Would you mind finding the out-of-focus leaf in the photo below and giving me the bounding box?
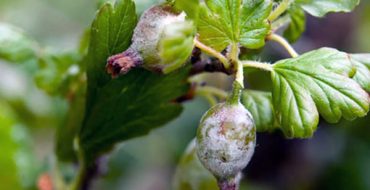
[78,29,91,56]
[79,0,189,163]
[271,48,369,138]
[173,139,218,190]
[197,0,272,51]
[56,85,86,162]
[159,20,195,74]
[34,51,82,96]
[0,23,38,63]
[296,0,360,17]
[283,5,305,43]
[351,54,370,92]
[0,103,40,189]
[241,90,278,132]
[175,0,200,21]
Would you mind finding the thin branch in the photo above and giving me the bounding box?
[241,60,273,71]
[193,38,231,69]
[195,86,228,106]
[203,94,218,106]
[190,48,233,75]
[228,44,244,89]
[196,86,228,99]
[267,33,299,58]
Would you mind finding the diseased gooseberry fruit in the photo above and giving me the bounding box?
[196,102,256,189]
[106,5,194,77]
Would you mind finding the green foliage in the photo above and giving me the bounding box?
[197,0,272,51]
[283,5,306,43]
[35,51,82,96]
[56,86,86,162]
[271,48,369,138]
[0,104,21,190]
[296,0,360,17]
[1,0,370,189]
[173,139,218,190]
[79,0,190,162]
[0,23,38,63]
[241,90,277,132]
[0,103,40,190]
[175,0,200,20]
[351,54,370,92]
[159,20,195,74]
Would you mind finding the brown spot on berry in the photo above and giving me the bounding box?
[106,48,143,78]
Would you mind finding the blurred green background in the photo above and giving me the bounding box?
[0,0,370,190]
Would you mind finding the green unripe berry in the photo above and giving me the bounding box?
[196,102,256,183]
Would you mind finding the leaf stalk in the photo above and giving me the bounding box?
[193,38,230,69]
[241,60,273,71]
[267,34,299,58]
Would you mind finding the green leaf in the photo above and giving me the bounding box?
[197,0,272,51]
[173,139,218,190]
[283,5,305,43]
[296,0,360,17]
[175,0,200,21]
[0,103,40,189]
[159,21,195,74]
[271,48,369,138]
[351,54,370,92]
[79,0,189,162]
[241,90,278,132]
[56,86,86,162]
[0,23,38,63]
[87,0,137,86]
[78,29,91,56]
[34,51,82,96]
[80,69,189,161]
[0,104,21,190]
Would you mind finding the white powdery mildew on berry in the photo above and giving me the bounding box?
[196,102,256,179]
[131,5,185,65]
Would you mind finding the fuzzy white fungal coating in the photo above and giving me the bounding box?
[131,5,186,68]
[196,102,256,179]
[106,5,191,76]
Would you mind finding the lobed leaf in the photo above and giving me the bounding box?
[241,90,278,132]
[351,54,370,92]
[197,0,272,51]
[79,0,190,162]
[283,5,306,43]
[296,0,360,17]
[271,48,369,138]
